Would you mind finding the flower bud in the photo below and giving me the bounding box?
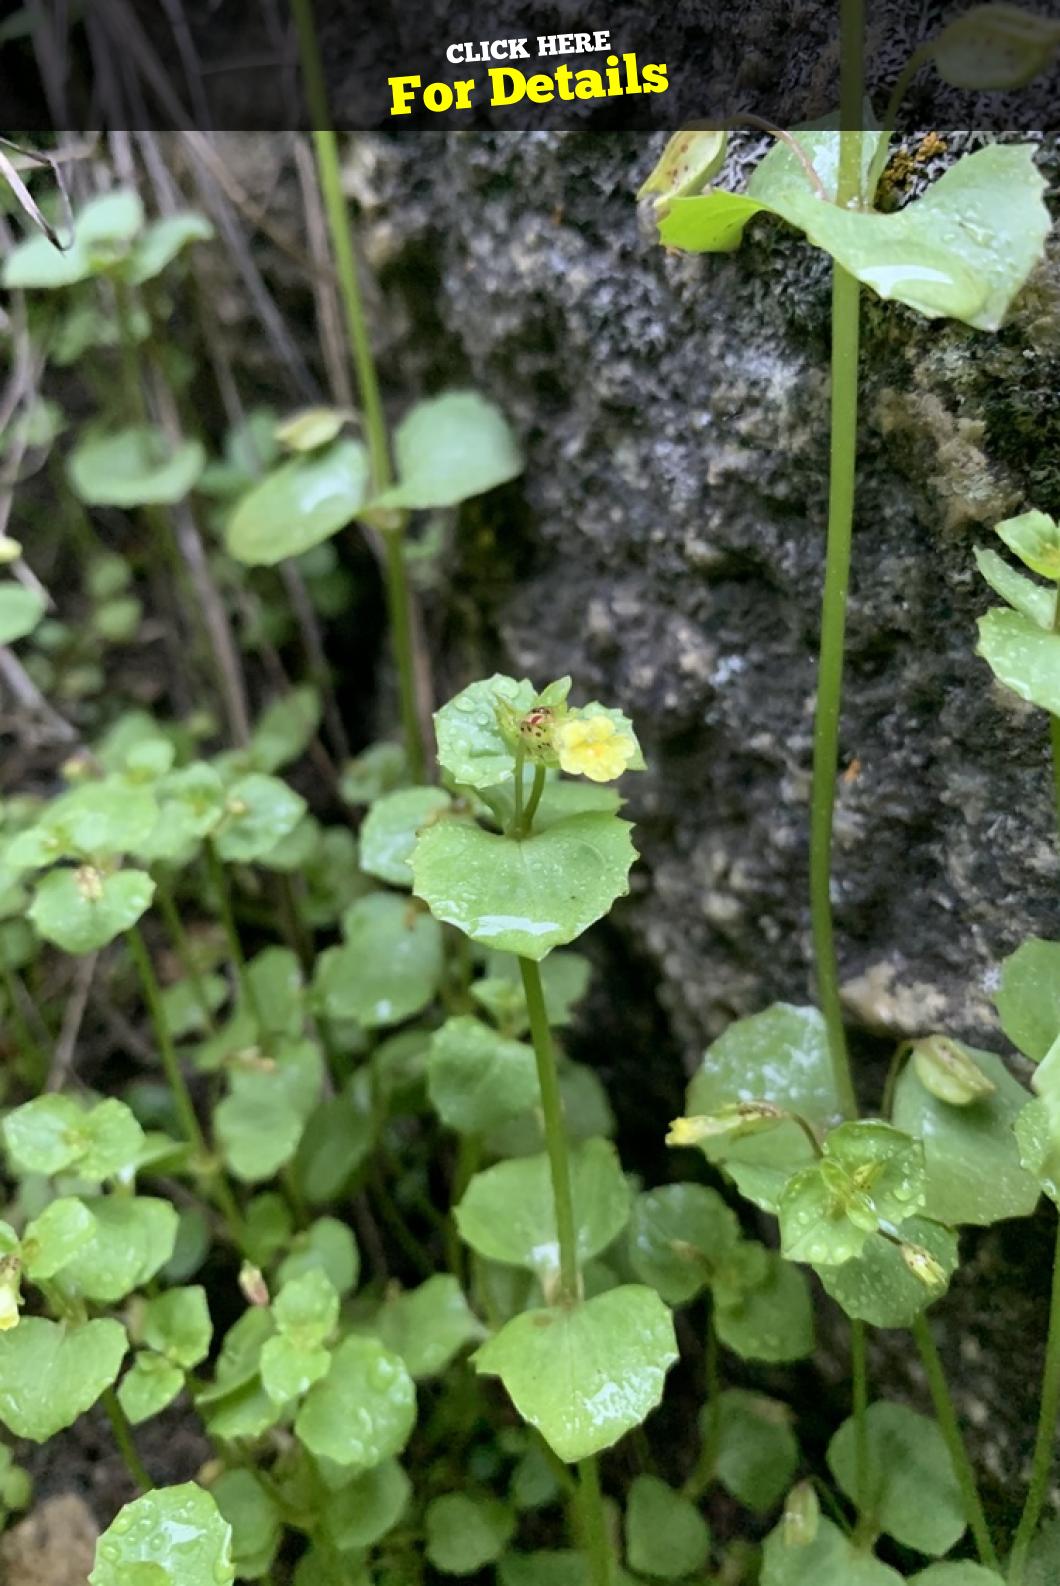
[637,128,729,208]
[782,1480,819,1547]
[912,1036,996,1107]
[0,535,23,566]
[239,1262,270,1307]
[74,865,104,904]
[0,1257,22,1333]
[666,1102,783,1146]
[900,1241,947,1289]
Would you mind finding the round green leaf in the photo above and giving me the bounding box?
[374,391,523,511]
[456,1138,631,1284]
[779,1166,869,1266]
[978,606,1060,715]
[412,811,636,961]
[28,866,155,953]
[761,1516,903,1585]
[89,1483,234,1586]
[68,426,204,507]
[293,1091,375,1206]
[930,6,1060,90]
[77,1098,146,1179]
[892,1047,1038,1225]
[249,686,322,773]
[315,893,444,1028]
[815,1216,958,1328]
[827,1402,966,1556]
[321,1459,410,1552]
[715,1251,815,1362]
[216,1040,324,1184]
[374,1274,483,1379]
[211,1468,282,1580]
[214,773,307,863]
[55,1195,178,1304]
[3,190,143,290]
[360,786,454,886]
[0,1316,126,1441]
[225,439,370,566]
[295,1334,415,1470]
[434,675,535,790]
[143,1286,212,1369]
[627,1182,741,1306]
[475,1284,678,1462]
[685,1003,840,1212]
[995,937,1060,1060]
[426,1492,516,1575]
[277,1217,360,1296]
[428,1015,539,1134]
[21,1197,98,1280]
[126,212,214,284]
[625,1473,711,1579]
[0,583,44,645]
[260,1334,330,1405]
[824,1120,927,1226]
[3,1093,87,1175]
[714,1389,799,1513]
[117,1350,184,1424]
[473,948,591,1035]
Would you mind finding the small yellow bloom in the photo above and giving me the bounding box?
[555,716,635,783]
[0,1261,21,1333]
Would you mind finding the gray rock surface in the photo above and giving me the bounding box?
[359,129,1060,1070]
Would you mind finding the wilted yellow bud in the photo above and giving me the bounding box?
[0,1257,21,1332]
[239,1262,270,1307]
[666,1102,782,1146]
[900,1241,947,1289]
[912,1036,996,1107]
[555,715,636,783]
[74,865,104,903]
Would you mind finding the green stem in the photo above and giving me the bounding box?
[520,764,547,836]
[518,956,579,1305]
[204,840,263,1031]
[154,874,217,1032]
[101,1385,154,1492]
[381,528,426,784]
[1010,1218,1060,1581]
[684,1313,722,1499]
[126,923,243,1239]
[808,133,862,1123]
[912,1315,999,1572]
[851,1320,870,1526]
[578,1454,614,1586]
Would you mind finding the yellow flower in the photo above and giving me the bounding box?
[0,1261,21,1332]
[555,716,635,783]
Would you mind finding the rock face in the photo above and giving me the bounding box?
[362,129,1060,1069]
[354,130,1060,1520]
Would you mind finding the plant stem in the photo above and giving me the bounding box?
[101,1385,154,1493]
[808,126,862,1121]
[154,873,217,1032]
[289,0,428,783]
[1,955,46,1081]
[684,1313,722,1499]
[912,1314,999,1572]
[204,840,263,1031]
[850,1320,870,1525]
[578,1454,614,1586]
[1010,1225,1060,1582]
[520,765,548,836]
[518,956,578,1305]
[126,923,243,1238]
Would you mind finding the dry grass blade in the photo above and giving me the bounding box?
[0,137,74,251]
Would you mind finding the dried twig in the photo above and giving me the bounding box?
[47,953,99,1091]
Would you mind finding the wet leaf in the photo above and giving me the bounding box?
[428,1015,539,1134]
[412,811,636,961]
[360,786,455,886]
[68,425,204,507]
[374,391,523,511]
[982,603,1060,714]
[89,1483,234,1586]
[0,1317,126,1441]
[475,1284,678,1462]
[975,546,1054,627]
[0,583,44,644]
[827,1401,966,1555]
[214,773,307,862]
[456,1138,631,1283]
[626,1182,741,1305]
[816,1216,958,1327]
[625,1473,711,1578]
[295,1334,416,1470]
[315,893,444,1028]
[995,509,1060,582]
[714,1389,798,1512]
[55,1195,178,1304]
[143,1286,212,1368]
[321,1459,410,1552]
[892,1047,1038,1224]
[29,867,155,953]
[1015,1098,1060,1205]
[277,1217,360,1296]
[426,1492,516,1575]
[21,1197,97,1280]
[211,1468,282,1580]
[225,439,370,565]
[3,1093,92,1175]
[434,675,535,790]
[685,1003,840,1212]
[374,1274,483,1379]
[216,1041,324,1183]
[715,1252,815,1362]
[117,1350,184,1424]
[662,142,1048,332]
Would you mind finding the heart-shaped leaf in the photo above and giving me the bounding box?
[295,1334,416,1470]
[428,1016,539,1135]
[714,1389,798,1512]
[434,675,534,790]
[715,1251,815,1362]
[360,786,455,887]
[320,1459,410,1552]
[828,1401,966,1555]
[816,1215,958,1327]
[412,811,636,961]
[0,1317,126,1440]
[625,1474,711,1579]
[315,893,444,1028]
[55,1195,178,1304]
[426,1492,516,1574]
[373,391,522,511]
[374,1274,483,1379]
[627,1182,741,1306]
[475,1284,678,1462]
[117,1350,184,1424]
[213,773,307,863]
[995,937,1060,1060]
[3,190,143,290]
[28,867,155,954]
[978,607,1060,714]
[225,439,370,565]
[68,425,204,507]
